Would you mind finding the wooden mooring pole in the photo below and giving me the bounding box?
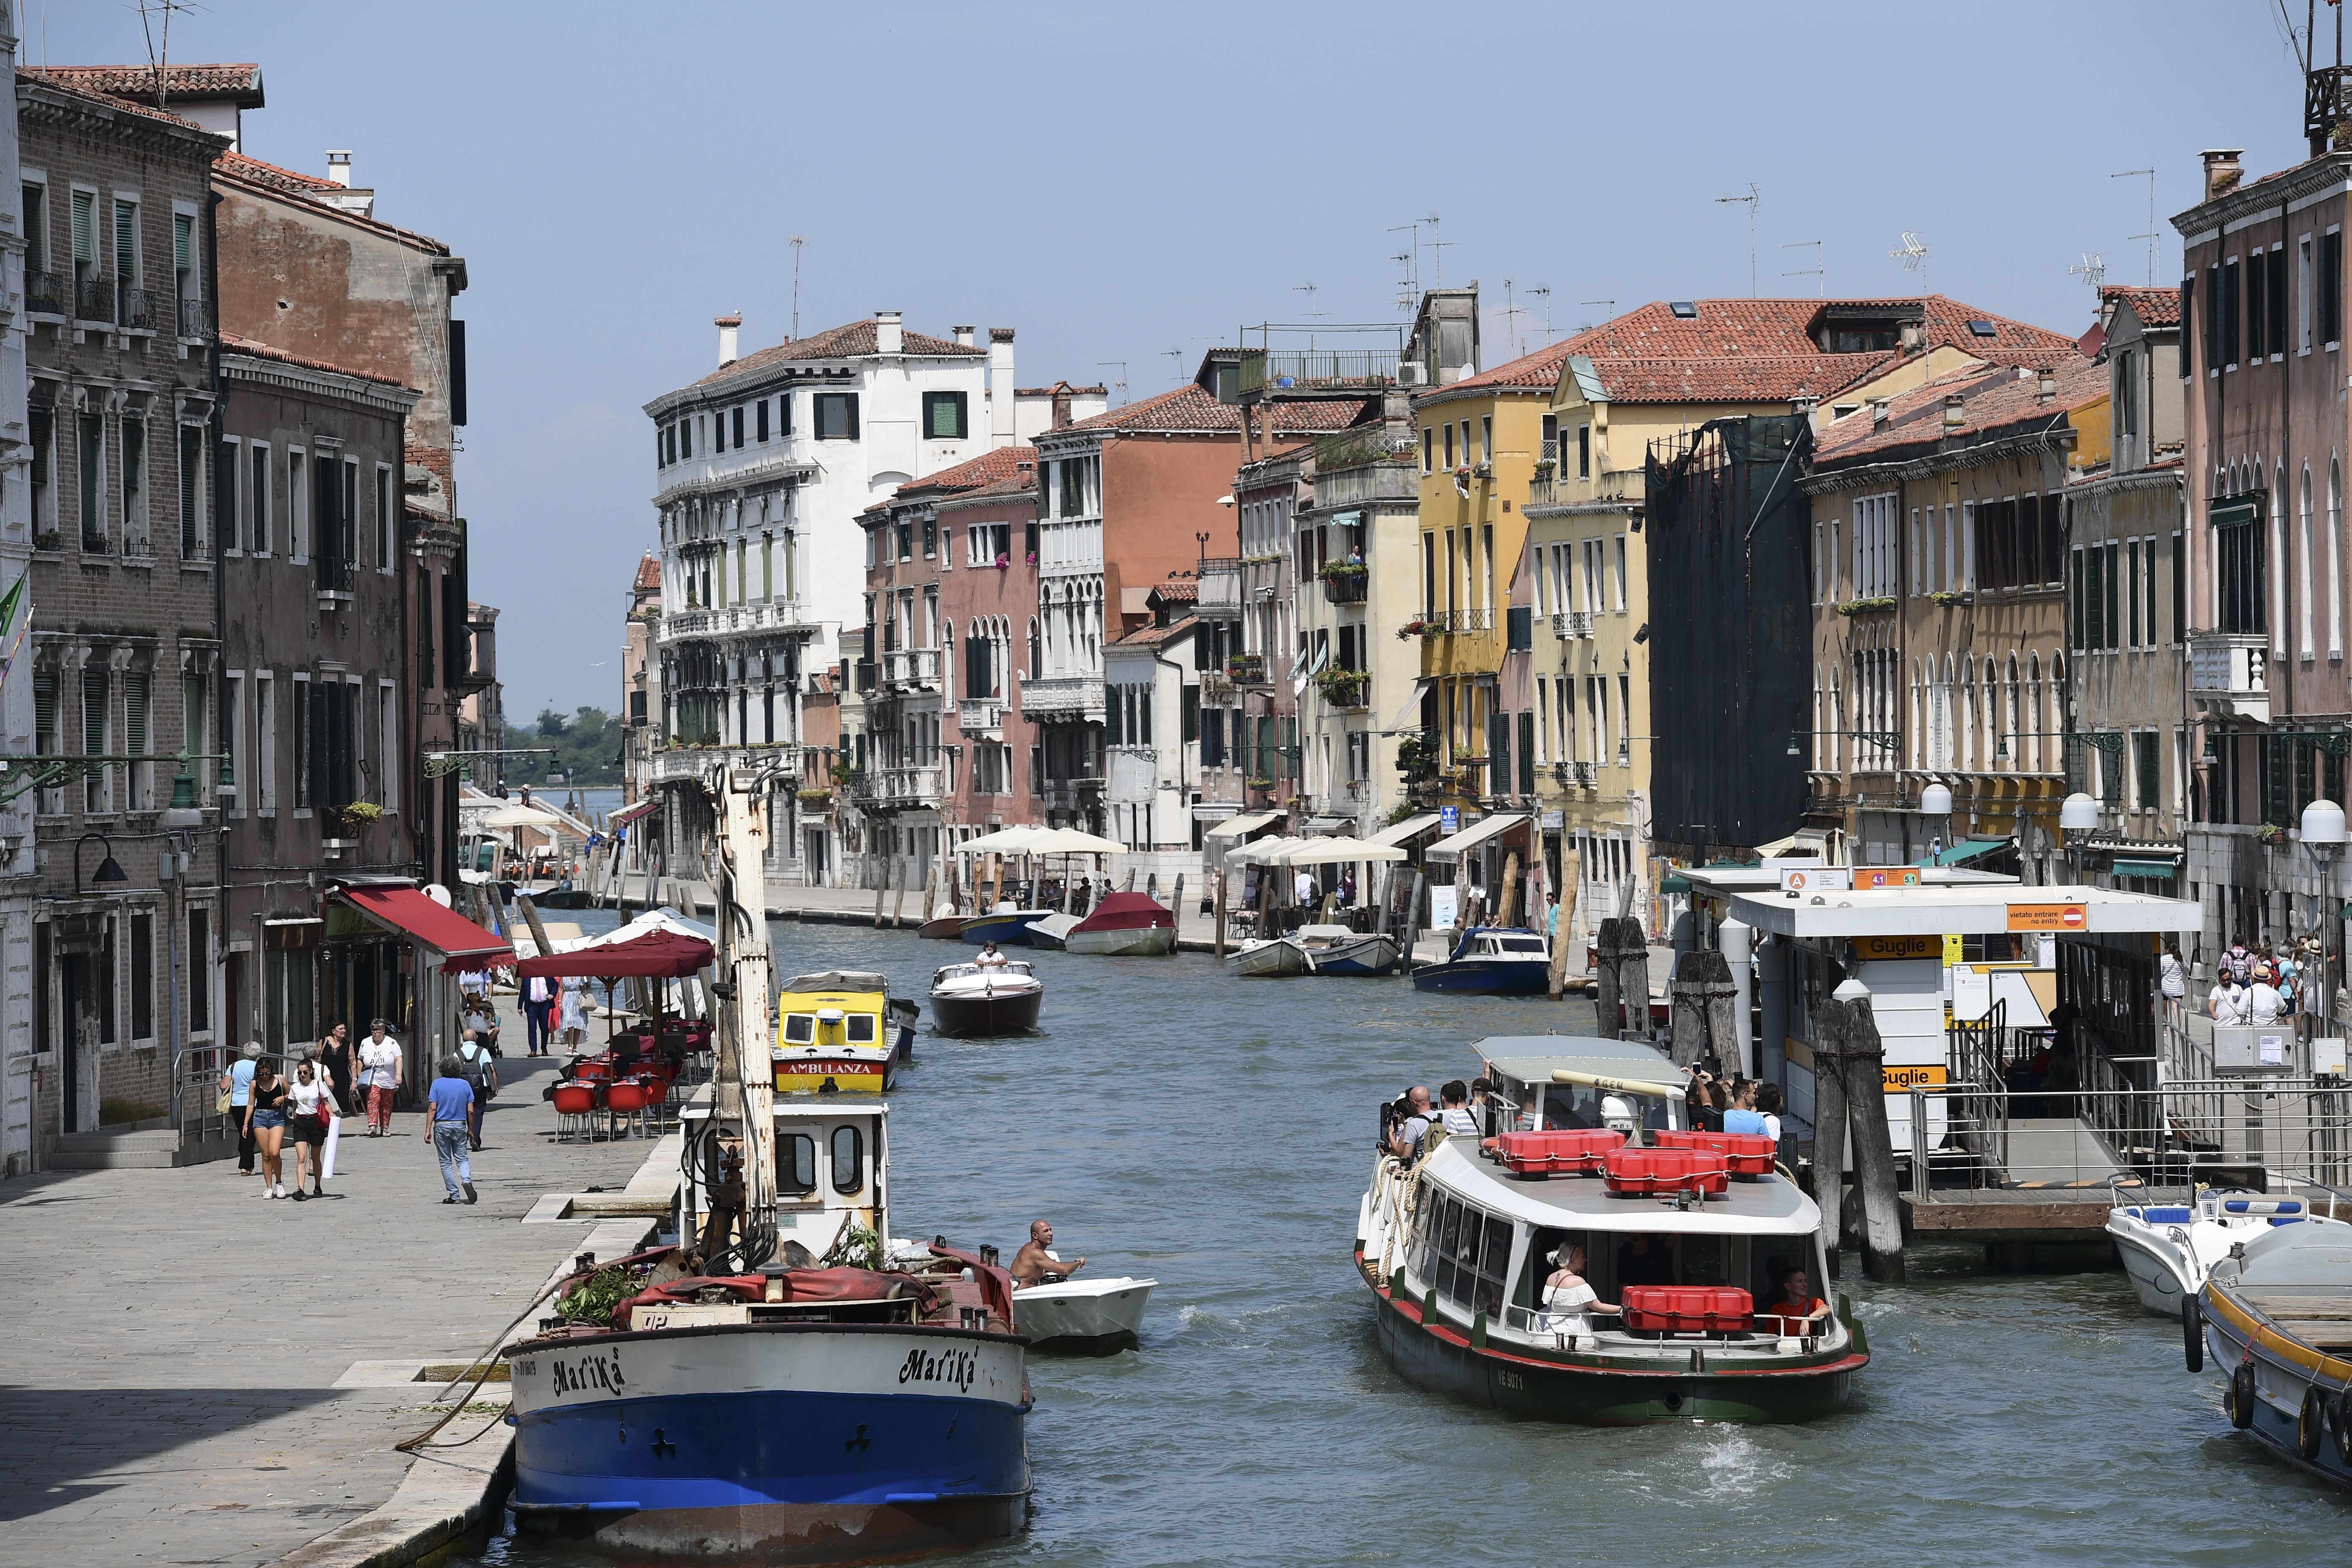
[1548,849,1581,999]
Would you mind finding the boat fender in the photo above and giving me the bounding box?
[2300,1386,2329,1461]
[2334,1388,2352,1465]
[2227,1362,2257,1429]
[2182,1294,2203,1373]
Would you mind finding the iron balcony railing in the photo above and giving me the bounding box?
[117,285,156,332]
[74,275,116,324]
[26,270,68,316]
[1236,348,1400,395]
[1321,566,1369,604]
[176,294,213,339]
[1553,610,1594,639]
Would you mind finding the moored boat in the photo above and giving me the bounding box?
[917,912,966,940]
[1065,892,1178,956]
[2109,1188,2334,1318]
[1294,923,1398,976]
[959,907,1052,946]
[1228,936,1308,978]
[773,971,899,1094]
[2194,1210,2352,1485]
[1410,927,1552,994]
[1354,1033,1865,1424]
[929,960,1045,1037]
[1023,913,1081,950]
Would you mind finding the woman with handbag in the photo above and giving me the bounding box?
[245,1062,291,1199]
[285,1061,340,1200]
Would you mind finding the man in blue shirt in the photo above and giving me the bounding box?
[1723,1079,1770,1138]
[428,1056,477,1205]
[222,1042,261,1175]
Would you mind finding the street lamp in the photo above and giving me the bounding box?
[1919,781,1953,860]
[73,832,128,897]
[2302,799,2346,1046]
[2059,792,2099,885]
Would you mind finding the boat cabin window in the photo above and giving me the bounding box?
[830,1124,864,1193]
[1411,1193,1513,1316]
[1538,1082,1671,1136]
[783,1013,817,1044]
[844,1013,878,1045]
[1481,934,1547,954]
[778,1133,817,1194]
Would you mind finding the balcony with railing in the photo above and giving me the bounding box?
[1320,564,1368,604]
[958,698,1004,735]
[1195,558,1244,619]
[1235,347,1400,399]
[1314,670,1369,711]
[648,741,802,785]
[1552,610,1594,639]
[849,763,943,807]
[27,270,68,317]
[2188,631,2269,722]
[117,285,156,333]
[656,599,809,643]
[1018,672,1103,721]
[315,553,353,604]
[653,439,818,502]
[175,294,213,340]
[882,646,941,691]
[1226,652,1268,686]
[74,275,115,325]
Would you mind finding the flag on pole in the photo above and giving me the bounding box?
[0,567,25,686]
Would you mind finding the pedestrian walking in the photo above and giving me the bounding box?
[285,1061,340,1200]
[245,1061,290,1198]
[220,1040,261,1175]
[359,1019,403,1135]
[319,1021,358,1119]
[524,973,555,1056]
[428,1055,478,1205]
[456,1029,497,1150]
[557,975,587,1051]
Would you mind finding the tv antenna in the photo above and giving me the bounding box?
[1426,212,1454,289]
[1097,362,1128,406]
[2114,167,2158,284]
[136,0,200,110]
[1716,183,1759,296]
[1388,220,1424,311]
[1889,231,1930,290]
[1581,299,1618,356]
[789,235,805,339]
[1501,279,1532,357]
[2068,253,2107,294]
[1781,240,1823,298]
[1528,284,1553,342]
[1160,346,1185,384]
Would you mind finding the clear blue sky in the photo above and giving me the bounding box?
[28,0,2321,722]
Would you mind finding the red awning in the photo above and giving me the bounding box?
[515,927,714,980]
[337,886,514,973]
[610,798,660,828]
[1071,891,1175,934]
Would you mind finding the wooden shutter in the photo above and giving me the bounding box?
[70,190,93,263]
[180,427,201,556]
[308,681,329,808]
[33,669,54,749]
[173,212,192,276]
[1518,710,1535,796]
[2247,252,2267,359]
[82,669,106,754]
[114,201,136,280]
[2270,248,2289,356]
[124,670,148,755]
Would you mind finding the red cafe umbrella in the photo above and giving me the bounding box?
[514,927,714,979]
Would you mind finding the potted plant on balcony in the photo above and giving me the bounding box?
[1396,617,1427,640]
[1228,652,1266,683]
[336,801,384,836]
[1314,666,1369,708]
[1532,457,1557,477]
[1928,589,1973,608]
[1835,596,1897,616]
[2258,822,2289,848]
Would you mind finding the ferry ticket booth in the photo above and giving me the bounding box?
[1719,883,2201,1174]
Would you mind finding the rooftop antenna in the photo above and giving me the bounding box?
[1294,281,1326,353]
[788,235,805,340]
[1581,299,1618,357]
[1716,183,1760,296]
[1889,231,1930,292]
[135,0,197,111]
[1426,212,1454,289]
[1500,278,1530,358]
[1160,346,1184,385]
[1388,220,1423,312]
[1528,284,1553,342]
[1097,362,1128,407]
[1781,240,1824,298]
[2068,253,2107,296]
[2113,168,2159,285]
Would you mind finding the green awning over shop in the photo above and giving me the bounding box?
[1661,874,1692,893]
[1914,837,2011,868]
[2112,858,2180,879]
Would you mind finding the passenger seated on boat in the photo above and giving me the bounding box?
[1386,1086,1435,1159]
[1438,1081,1480,1138]
[1535,1244,1619,1340]
[1759,1263,1829,1336]
[1618,1234,1675,1288]
[1010,1220,1086,1285]
[977,942,1010,968]
[1724,1080,1769,1137]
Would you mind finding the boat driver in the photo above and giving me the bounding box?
[977,942,1010,969]
[1010,1220,1086,1285]
[1760,1258,1830,1336]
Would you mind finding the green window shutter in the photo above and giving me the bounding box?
[173,212,192,275]
[33,669,55,748]
[124,671,148,755]
[82,669,107,754]
[114,200,136,279]
[180,427,201,555]
[1518,710,1535,796]
[71,190,93,263]
[1506,605,1533,651]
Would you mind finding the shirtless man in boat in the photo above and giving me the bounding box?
[1010,1220,1086,1285]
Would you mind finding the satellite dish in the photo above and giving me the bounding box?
[423,883,453,907]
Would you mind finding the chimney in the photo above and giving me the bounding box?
[1053,381,1073,430]
[2202,148,2245,202]
[875,311,904,355]
[1941,394,1966,433]
[1869,397,1890,427]
[326,150,353,187]
[715,313,741,367]
[2036,366,2056,404]
[1898,319,1925,352]
[953,325,976,348]
[989,327,1016,443]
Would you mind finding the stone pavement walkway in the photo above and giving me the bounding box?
[0,1004,661,1568]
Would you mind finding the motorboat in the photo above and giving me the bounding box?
[1410,926,1552,994]
[929,960,1045,1037]
[917,905,967,940]
[1294,923,1399,977]
[959,906,1052,946]
[772,971,901,1094]
[1354,1032,1865,1423]
[508,1065,1029,1557]
[2110,1187,2337,1318]
[1013,1267,1156,1354]
[1228,935,1308,978]
[2193,1206,2352,1486]
[1023,912,1081,950]
[1066,892,1178,956]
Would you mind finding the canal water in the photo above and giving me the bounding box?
[456,923,2347,1568]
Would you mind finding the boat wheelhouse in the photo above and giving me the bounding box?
[1356,1034,1865,1424]
[1410,927,1552,994]
[772,970,898,1094]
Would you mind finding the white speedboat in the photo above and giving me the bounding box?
[1229,936,1308,977]
[2109,1188,2333,1318]
[1294,923,1399,977]
[930,960,1045,1037]
[1014,1269,1156,1354]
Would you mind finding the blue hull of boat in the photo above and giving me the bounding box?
[1315,954,1399,977]
[512,1386,1029,1528]
[1410,960,1549,995]
[960,912,1045,946]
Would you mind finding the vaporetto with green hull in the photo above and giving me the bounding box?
[1354,1035,1868,1424]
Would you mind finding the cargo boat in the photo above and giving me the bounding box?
[2191,1206,2352,1486]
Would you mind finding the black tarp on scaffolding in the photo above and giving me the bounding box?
[1644,414,1813,854]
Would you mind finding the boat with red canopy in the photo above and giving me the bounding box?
[1064,891,1177,956]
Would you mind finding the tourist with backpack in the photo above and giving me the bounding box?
[456,1029,498,1151]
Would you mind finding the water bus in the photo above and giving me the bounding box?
[1355,1034,1866,1423]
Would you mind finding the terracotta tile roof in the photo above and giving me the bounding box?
[634,553,662,593]
[1587,351,1897,406]
[19,68,213,133]
[220,329,416,391]
[939,472,1041,505]
[1016,382,1109,396]
[2103,284,2182,329]
[1814,357,2108,466]
[213,150,453,255]
[1059,382,1373,436]
[1110,612,1198,649]
[37,62,263,103]
[894,444,1037,498]
[1556,295,2078,368]
[1149,579,1199,604]
[691,318,984,392]
[1416,339,1579,405]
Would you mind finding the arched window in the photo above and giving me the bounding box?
[2301,463,2316,659]
[2025,655,2043,773]
[2049,653,2067,782]
[1830,673,1845,773]
[2002,654,2020,771]
[2332,456,2344,659]
[1028,617,1042,680]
